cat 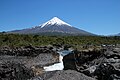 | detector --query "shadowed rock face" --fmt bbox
[0,62,34,80]
[63,48,120,80]
[63,50,103,70]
